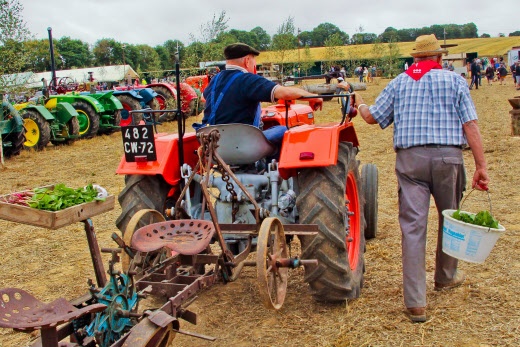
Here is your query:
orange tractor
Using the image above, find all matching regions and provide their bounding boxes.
[116,70,379,305]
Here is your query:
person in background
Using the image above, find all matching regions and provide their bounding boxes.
[485,64,495,85]
[469,58,480,90]
[195,43,323,149]
[348,34,489,323]
[404,61,409,70]
[515,61,520,90]
[498,63,508,85]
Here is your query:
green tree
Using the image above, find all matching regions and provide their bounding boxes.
[480,33,491,38]
[324,33,345,70]
[310,23,348,47]
[0,0,31,89]
[379,27,399,43]
[271,16,297,77]
[93,38,119,66]
[251,26,271,50]
[56,36,92,69]
[23,39,50,72]
[299,45,314,76]
[134,44,161,73]
[509,31,520,37]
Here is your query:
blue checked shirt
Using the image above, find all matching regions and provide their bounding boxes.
[369,69,478,149]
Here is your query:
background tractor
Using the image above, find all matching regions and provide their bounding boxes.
[15,91,79,150]
[46,28,122,137]
[0,96,25,158]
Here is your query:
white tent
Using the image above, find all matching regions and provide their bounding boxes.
[1,65,139,89]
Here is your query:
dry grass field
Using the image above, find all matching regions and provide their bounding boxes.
[0,75,519,347]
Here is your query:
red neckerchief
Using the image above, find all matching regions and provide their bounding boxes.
[405,60,442,81]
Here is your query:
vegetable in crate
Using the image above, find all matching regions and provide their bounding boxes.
[452,209,500,229]
[27,183,106,211]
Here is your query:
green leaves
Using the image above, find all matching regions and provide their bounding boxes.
[452,209,500,229]
[27,183,105,211]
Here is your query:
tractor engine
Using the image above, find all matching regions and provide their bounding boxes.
[190,161,297,254]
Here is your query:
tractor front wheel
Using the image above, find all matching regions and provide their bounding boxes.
[72,100,99,138]
[116,175,173,236]
[362,163,378,240]
[52,117,79,146]
[116,95,142,126]
[22,110,51,150]
[297,142,366,302]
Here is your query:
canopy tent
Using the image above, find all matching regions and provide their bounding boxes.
[1,65,139,89]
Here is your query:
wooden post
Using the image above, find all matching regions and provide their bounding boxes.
[0,136,4,167]
[511,110,520,136]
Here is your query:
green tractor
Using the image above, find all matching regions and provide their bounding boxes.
[46,28,122,137]
[0,96,25,158]
[15,91,79,150]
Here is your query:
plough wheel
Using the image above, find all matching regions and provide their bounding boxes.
[256,217,288,310]
[122,317,175,347]
[121,209,167,276]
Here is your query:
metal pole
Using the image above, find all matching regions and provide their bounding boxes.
[175,50,185,169]
[47,27,57,89]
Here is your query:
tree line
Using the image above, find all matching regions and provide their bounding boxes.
[1,2,519,81]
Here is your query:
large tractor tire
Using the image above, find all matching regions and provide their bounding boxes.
[150,86,175,121]
[2,129,25,158]
[22,110,51,150]
[116,175,172,236]
[72,100,99,138]
[362,163,378,240]
[51,116,79,146]
[116,95,143,126]
[297,142,366,302]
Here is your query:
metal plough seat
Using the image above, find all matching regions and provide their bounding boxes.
[197,123,276,165]
[131,219,216,255]
[0,288,106,347]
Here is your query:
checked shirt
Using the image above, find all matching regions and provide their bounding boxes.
[369,70,478,149]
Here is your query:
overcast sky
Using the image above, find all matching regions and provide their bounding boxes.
[21,0,518,47]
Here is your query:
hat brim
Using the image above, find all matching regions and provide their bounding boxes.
[410,49,448,57]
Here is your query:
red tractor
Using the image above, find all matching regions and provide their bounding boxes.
[116,73,378,303]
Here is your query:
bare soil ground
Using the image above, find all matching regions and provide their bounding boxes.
[0,77,519,347]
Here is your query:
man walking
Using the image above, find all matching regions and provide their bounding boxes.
[349,34,489,323]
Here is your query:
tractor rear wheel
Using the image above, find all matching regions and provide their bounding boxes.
[52,116,79,146]
[2,128,25,158]
[116,175,173,236]
[22,110,51,150]
[116,95,142,126]
[297,142,365,302]
[150,86,175,121]
[362,163,378,240]
[72,100,99,138]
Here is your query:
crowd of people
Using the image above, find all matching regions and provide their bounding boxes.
[466,57,519,89]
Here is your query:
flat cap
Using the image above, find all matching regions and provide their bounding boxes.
[224,43,260,60]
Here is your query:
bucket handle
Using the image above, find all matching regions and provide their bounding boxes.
[459,185,494,231]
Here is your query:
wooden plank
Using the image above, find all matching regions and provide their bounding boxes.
[0,190,115,229]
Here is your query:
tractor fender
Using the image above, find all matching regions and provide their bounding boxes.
[116,131,201,186]
[49,94,105,113]
[278,122,359,180]
[137,88,158,104]
[54,102,78,123]
[2,102,24,131]
[113,89,143,100]
[21,105,56,121]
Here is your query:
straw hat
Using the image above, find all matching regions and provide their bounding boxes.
[410,34,448,57]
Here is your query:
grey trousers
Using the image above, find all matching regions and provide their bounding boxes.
[395,146,466,308]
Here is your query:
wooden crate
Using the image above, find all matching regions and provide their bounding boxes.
[0,188,115,230]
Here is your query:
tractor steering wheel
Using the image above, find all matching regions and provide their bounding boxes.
[338,84,354,124]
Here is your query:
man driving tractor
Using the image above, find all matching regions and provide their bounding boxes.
[194,43,323,148]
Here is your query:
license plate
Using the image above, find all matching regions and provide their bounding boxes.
[122,125,157,162]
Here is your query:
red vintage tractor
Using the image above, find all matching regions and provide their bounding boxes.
[116,73,379,304]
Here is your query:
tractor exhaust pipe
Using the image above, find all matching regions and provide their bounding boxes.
[47,27,57,90]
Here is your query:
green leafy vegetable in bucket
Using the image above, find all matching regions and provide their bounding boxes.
[452,209,500,229]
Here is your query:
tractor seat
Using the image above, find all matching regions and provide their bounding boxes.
[131,219,215,255]
[0,288,106,347]
[197,124,276,165]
